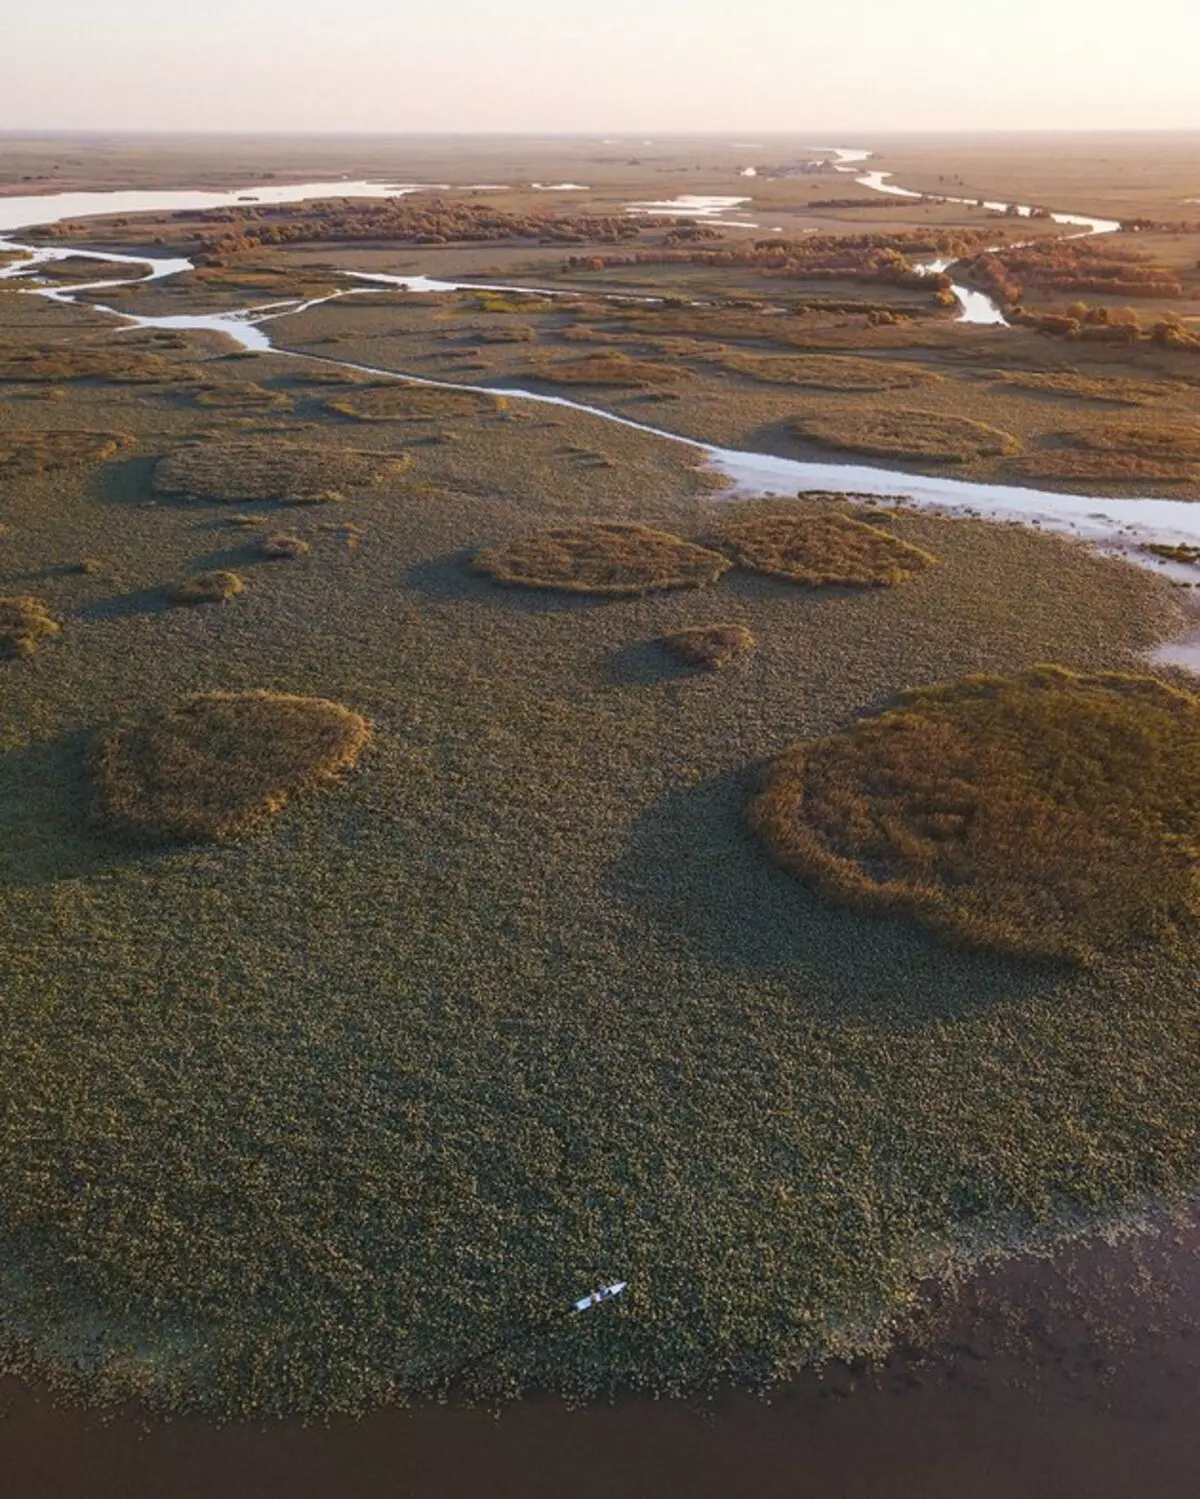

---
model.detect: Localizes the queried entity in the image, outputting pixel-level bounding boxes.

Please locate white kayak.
[572,1281,627,1313]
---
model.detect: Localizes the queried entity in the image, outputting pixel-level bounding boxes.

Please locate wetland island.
[1,26,1200,1499]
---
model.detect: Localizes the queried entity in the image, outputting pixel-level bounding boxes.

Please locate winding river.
[1,155,1198,669]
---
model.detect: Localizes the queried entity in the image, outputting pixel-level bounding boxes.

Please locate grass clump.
[168,570,245,606]
[722,353,938,391]
[152,440,409,504]
[663,623,756,669]
[472,521,731,596]
[529,352,689,388]
[0,429,131,477]
[750,666,1200,963]
[0,343,181,383]
[986,370,1177,406]
[0,595,60,658]
[192,382,291,410]
[326,385,502,421]
[259,533,311,561]
[91,691,371,844]
[1144,542,1200,565]
[716,503,937,587]
[794,409,1021,464]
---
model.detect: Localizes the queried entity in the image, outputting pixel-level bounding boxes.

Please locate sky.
[3,0,1199,133]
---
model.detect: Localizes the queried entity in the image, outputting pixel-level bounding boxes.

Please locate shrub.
[91,691,371,843]
[152,441,409,504]
[168,570,245,605]
[715,504,937,587]
[793,409,1021,464]
[472,521,731,595]
[749,667,1200,963]
[0,430,131,477]
[0,595,60,658]
[259,533,311,560]
[663,624,756,668]
[326,385,503,421]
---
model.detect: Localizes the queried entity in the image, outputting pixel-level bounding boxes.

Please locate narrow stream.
[2,158,1198,670]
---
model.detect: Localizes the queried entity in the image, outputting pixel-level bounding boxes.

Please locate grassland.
[2,154,1200,1422]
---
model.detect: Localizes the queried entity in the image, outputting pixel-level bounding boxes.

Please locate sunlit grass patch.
[663,623,756,668]
[986,370,1178,406]
[168,570,245,605]
[715,503,938,587]
[721,353,939,391]
[0,595,60,658]
[325,384,503,421]
[152,440,409,504]
[259,532,311,560]
[193,382,291,410]
[0,342,184,383]
[472,521,731,595]
[794,409,1021,464]
[1004,422,1200,483]
[0,429,132,477]
[750,667,1200,963]
[527,352,689,387]
[91,691,371,844]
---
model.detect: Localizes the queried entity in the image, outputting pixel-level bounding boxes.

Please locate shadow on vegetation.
[0,730,138,890]
[607,764,1064,1029]
[607,638,703,687]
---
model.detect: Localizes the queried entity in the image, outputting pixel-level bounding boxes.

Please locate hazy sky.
[3,0,1199,133]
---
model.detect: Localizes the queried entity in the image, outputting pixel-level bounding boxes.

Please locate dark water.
[3,1218,1197,1499]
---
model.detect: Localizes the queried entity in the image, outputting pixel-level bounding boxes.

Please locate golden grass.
[168,570,245,605]
[91,691,371,844]
[721,353,939,391]
[1051,423,1200,460]
[794,408,1022,464]
[0,429,131,477]
[0,343,182,383]
[663,623,756,668]
[259,532,311,560]
[193,382,291,410]
[749,667,1200,963]
[1003,452,1193,483]
[326,385,503,421]
[152,440,409,504]
[715,504,938,587]
[1144,542,1200,565]
[528,352,689,387]
[986,370,1178,406]
[472,521,731,595]
[0,595,60,658]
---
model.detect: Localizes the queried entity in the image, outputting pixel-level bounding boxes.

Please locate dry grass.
[193,382,291,410]
[91,691,371,844]
[152,440,410,504]
[1003,452,1194,483]
[986,370,1178,406]
[721,353,939,391]
[1003,423,1200,483]
[0,429,131,477]
[662,624,757,669]
[0,343,183,383]
[794,409,1022,465]
[326,385,503,421]
[1050,423,1200,460]
[168,570,245,605]
[1144,542,1200,565]
[750,667,1200,963]
[0,595,60,658]
[528,352,689,388]
[259,532,311,560]
[472,521,731,595]
[715,503,938,587]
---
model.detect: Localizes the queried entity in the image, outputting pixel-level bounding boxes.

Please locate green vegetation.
[326,384,503,421]
[0,429,131,476]
[91,691,371,844]
[794,409,1022,464]
[721,353,939,391]
[168,570,245,605]
[0,595,60,657]
[662,623,756,669]
[152,440,410,503]
[716,503,938,587]
[472,521,731,595]
[750,667,1200,963]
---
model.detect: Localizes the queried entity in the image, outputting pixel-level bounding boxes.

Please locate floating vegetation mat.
[794,409,1021,464]
[472,521,731,595]
[0,429,131,478]
[717,503,938,587]
[750,667,1200,963]
[0,594,60,658]
[91,691,371,844]
[722,353,939,391]
[152,440,410,503]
